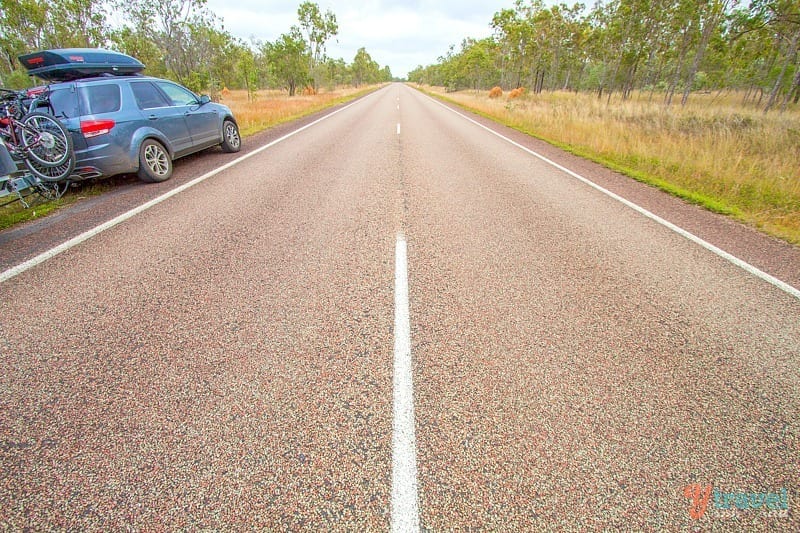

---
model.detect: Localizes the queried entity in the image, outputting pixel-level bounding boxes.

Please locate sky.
[204,0,519,79]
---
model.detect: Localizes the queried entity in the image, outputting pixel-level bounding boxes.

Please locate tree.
[754,0,800,111]
[297,1,338,91]
[115,0,209,87]
[0,0,108,86]
[458,38,498,91]
[351,47,379,87]
[680,0,733,106]
[48,0,108,48]
[323,57,349,88]
[264,28,309,96]
[234,42,259,100]
[112,0,244,93]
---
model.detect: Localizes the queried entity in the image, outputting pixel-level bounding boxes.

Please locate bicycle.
[0,87,75,182]
[0,141,68,208]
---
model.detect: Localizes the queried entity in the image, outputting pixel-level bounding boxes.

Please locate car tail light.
[26,86,46,97]
[80,119,115,138]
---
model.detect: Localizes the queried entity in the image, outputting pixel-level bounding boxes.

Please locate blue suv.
[18,49,241,183]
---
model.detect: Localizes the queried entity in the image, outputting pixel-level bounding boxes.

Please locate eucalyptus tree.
[297,1,338,91]
[113,0,207,86]
[491,6,533,88]
[753,0,800,111]
[457,38,498,90]
[0,0,108,86]
[263,28,309,96]
[111,0,243,93]
[679,0,733,105]
[351,47,380,87]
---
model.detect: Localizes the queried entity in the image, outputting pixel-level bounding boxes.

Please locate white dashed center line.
[391,233,420,532]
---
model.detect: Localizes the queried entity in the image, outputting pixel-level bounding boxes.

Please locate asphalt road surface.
[1,84,799,530]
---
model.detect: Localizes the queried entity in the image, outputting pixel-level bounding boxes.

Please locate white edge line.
[422,92,800,301]
[392,233,420,533]
[0,92,378,284]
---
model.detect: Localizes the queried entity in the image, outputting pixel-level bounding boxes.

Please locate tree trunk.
[666,25,692,106]
[682,1,728,106]
[765,28,800,113]
[780,30,800,111]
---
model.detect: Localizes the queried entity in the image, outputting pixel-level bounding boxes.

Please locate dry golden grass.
[219,86,380,137]
[424,86,800,245]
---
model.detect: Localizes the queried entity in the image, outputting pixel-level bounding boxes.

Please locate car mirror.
[198,95,211,105]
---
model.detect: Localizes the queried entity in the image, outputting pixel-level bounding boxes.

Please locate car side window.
[156,82,198,106]
[131,82,169,110]
[79,84,121,114]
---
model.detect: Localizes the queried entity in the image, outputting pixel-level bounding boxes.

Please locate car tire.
[137,139,172,183]
[220,119,241,153]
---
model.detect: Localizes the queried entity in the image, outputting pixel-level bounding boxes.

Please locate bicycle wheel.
[24,156,74,182]
[19,112,74,167]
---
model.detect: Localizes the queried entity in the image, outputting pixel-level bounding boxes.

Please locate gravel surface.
[1,84,798,530]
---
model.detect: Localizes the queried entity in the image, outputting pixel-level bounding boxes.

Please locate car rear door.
[154,81,219,149]
[130,81,193,155]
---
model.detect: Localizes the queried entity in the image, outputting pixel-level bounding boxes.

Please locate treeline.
[0,0,393,95]
[408,0,800,111]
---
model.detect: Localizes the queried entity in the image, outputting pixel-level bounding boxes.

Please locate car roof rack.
[18,48,145,82]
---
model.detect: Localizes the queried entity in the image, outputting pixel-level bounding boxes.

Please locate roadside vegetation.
[422,85,800,244]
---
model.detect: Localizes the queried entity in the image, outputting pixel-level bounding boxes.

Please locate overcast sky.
[205,0,520,78]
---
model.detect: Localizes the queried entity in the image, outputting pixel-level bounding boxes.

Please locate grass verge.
[0,198,67,231]
[0,180,117,231]
[418,85,800,245]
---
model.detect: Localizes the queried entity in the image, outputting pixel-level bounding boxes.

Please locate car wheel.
[221,119,241,153]
[137,139,172,183]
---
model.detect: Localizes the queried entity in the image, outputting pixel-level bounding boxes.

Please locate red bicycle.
[0,87,75,182]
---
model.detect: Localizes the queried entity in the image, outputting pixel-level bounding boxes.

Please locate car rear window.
[79,84,121,114]
[48,87,80,118]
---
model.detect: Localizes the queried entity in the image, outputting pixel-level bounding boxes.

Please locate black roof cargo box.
[18,48,144,82]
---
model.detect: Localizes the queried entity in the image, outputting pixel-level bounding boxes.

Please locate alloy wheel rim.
[145,145,168,175]
[225,124,240,148]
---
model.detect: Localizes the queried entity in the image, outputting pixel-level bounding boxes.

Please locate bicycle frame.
[0,88,68,166]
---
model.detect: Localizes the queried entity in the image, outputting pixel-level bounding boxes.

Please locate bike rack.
[0,143,69,209]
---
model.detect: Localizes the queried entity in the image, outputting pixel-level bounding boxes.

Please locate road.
[1,83,799,530]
